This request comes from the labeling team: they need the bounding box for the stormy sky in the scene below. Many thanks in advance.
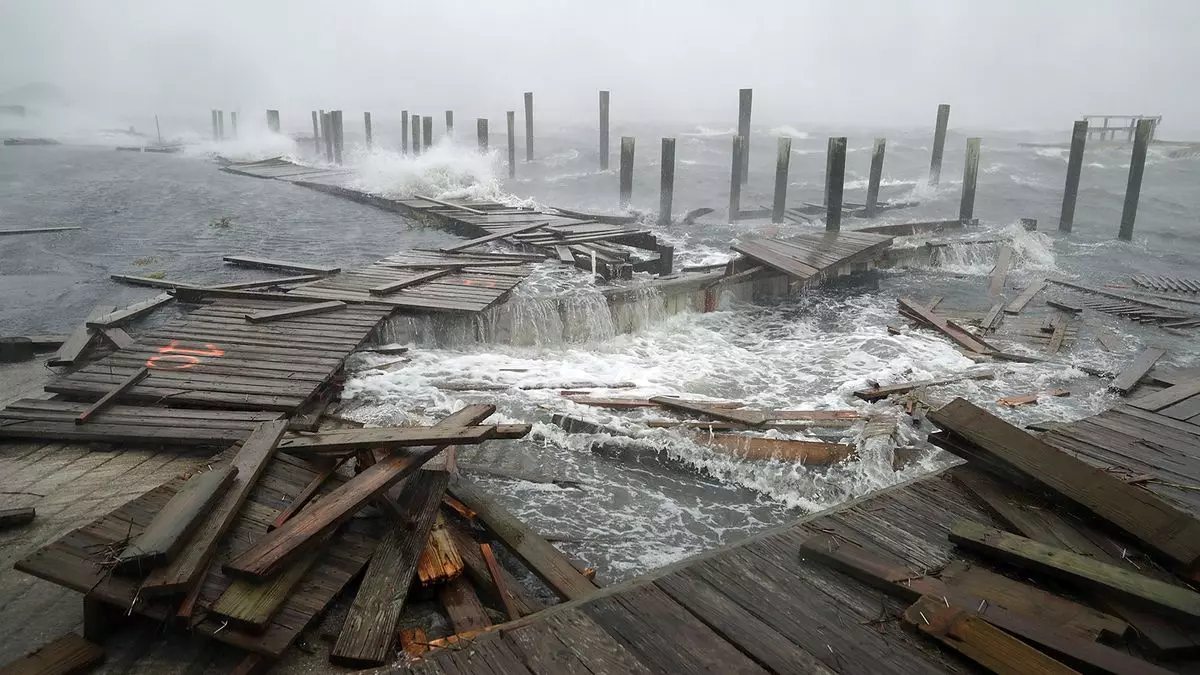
[1,0,1197,133]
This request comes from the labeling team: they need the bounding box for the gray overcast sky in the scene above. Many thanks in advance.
[1,0,1198,132]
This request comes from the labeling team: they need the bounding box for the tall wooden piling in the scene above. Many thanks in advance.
[322,112,333,162]
[826,137,847,232]
[506,111,516,178]
[364,112,373,149]
[659,138,676,226]
[217,110,225,140]
[155,115,162,146]
[959,137,981,222]
[422,116,433,149]
[477,119,488,152]
[210,110,218,141]
[332,110,344,165]
[865,138,886,217]
[229,111,238,139]
[445,110,453,137]
[728,136,744,222]
[619,137,635,208]
[266,109,280,133]
[523,92,534,161]
[401,111,409,154]
[1118,118,1153,241]
[771,137,791,223]
[737,88,752,184]
[929,103,950,185]
[411,115,421,155]
[599,90,610,170]
[311,111,320,154]
[1059,120,1088,233]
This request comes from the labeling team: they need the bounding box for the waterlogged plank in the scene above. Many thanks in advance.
[222,255,339,275]
[441,222,549,252]
[690,432,854,464]
[1006,278,1047,314]
[368,269,451,296]
[447,521,540,617]
[209,544,325,631]
[854,370,994,401]
[86,293,173,328]
[243,300,345,323]
[48,305,115,367]
[650,396,766,426]
[1109,348,1166,396]
[276,425,505,455]
[899,297,992,353]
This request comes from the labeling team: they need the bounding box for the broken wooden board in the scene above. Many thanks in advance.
[689,432,854,464]
[854,370,994,402]
[1006,278,1047,314]
[0,632,104,675]
[86,293,173,329]
[447,521,540,618]
[997,389,1069,407]
[567,397,745,410]
[74,367,149,425]
[416,512,464,586]
[442,222,549,252]
[222,255,339,275]
[987,245,1013,297]
[243,300,346,324]
[115,466,237,575]
[276,424,508,455]
[981,303,1005,332]
[899,297,992,354]
[209,543,325,632]
[439,576,493,634]
[47,305,115,367]
[1109,348,1166,396]
[649,396,766,426]
[268,457,348,531]
[368,268,451,296]
[479,543,521,621]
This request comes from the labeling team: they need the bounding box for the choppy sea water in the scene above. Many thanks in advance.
[3,114,1199,581]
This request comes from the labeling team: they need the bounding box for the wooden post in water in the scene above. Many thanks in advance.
[477,118,488,152]
[929,103,950,185]
[217,110,225,140]
[523,92,534,161]
[728,136,744,222]
[155,115,163,146]
[1118,118,1153,241]
[599,90,610,170]
[506,111,516,178]
[737,88,752,184]
[411,114,421,155]
[422,116,433,150]
[210,110,218,140]
[230,111,238,140]
[322,112,333,162]
[401,111,409,154]
[826,137,847,232]
[445,110,453,137]
[619,136,635,208]
[363,112,372,149]
[332,110,344,164]
[865,138,886,217]
[266,109,281,133]
[1059,120,1088,233]
[771,137,791,223]
[659,138,676,226]
[311,111,320,154]
[959,137,981,222]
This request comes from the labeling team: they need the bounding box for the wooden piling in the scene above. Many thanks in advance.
[445,110,453,137]
[523,92,534,161]
[929,103,950,185]
[210,110,218,140]
[728,135,744,222]
[217,110,225,140]
[266,109,281,133]
[322,112,333,162]
[411,115,421,155]
[826,137,847,232]
[771,137,791,223]
[332,110,344,165]
[422,116,433,150]
[364,112,372,149]
[1118,118,1153,241]
[959,137,981,222]
[737,88,752,184]
[659,138,676,226]
[506,111,516,178]
[230,111,238,140]
[401,111,409,154]
[311,111,320,154]
[1059,120,1088,233]
[865,138,886,217]
[619,137,635,208]
[155,115,162,146]
[599,90,610,170]
[477,119,488,153]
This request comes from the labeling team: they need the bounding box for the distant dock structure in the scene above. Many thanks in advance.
[1081,113,1160,142]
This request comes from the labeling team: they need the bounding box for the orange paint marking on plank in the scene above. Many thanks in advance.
[145,340,226,370]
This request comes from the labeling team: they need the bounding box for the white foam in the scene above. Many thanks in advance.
[769,125,809,139]
[681,126,738,137]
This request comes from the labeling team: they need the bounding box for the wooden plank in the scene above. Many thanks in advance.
[0,632,104,675]
[554,245,574,263]
[225,407,495,582]
[276,425,505,455]
[0,226,83,236]
[211,274,327,290]
[268,456,348,530]
[48,305,114,367]
[368,269,451,296]
[448,477,598,601]
[981,303,1005,331]
[1128,378,1200,412]
[690,432,854,464]
[416,512,463,586]
[899,297,992,353]
[99,327,135,350]
[222,255,339,275]
[1046,319,1068,354]
[412,194,489,215]
[85,293,173,328]
[243,300,346,323]
[731,238,821,279]
[447,521,540,617]
[650,396,766,426]
[209,543,325,631]
[988,245,1013,297]
[1047,299,1083,314]
[138,420,289,597]
[109,273,195,290]
[1109,348,1166,395]
[1005,278,1046,314]
[74,367,149,424]
[929,398,1200,573]
[854,370,994,401]
[997,389,1069,407]
[442,222,549,253]
[115,466,237,575]
[479,543,520,621]
[0,506,35,531]
[950,520,1200,622]
[439,576,493,633]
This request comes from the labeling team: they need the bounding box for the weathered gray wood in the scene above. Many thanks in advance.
[447,520,540,617]
[363,111,372,148]
[988,245,1012,297]
[959,137,981,221]
[442,222,547,253]
[854,370,994,401]
[728,135,744,221]
[332,110,344,164]
[0,226,82,236]
[368,269,452,296]
[826,137,847,232]
[506,110,516,178]
[311,110,321,154]
[411,112,421,155]
[659,138,675,226]
[619,137,635,208]
[771,137,791,224]
[74,367,149,424]
[599,90,610,171]
[99,327,135,350]
[649,396,766,426]
[929,103,951,185]
[243,300,346,324]
[401,111,409,154]
[0,632,104,675]
[1060,120,1088,232]
[865,138,887,218]
[1005,278,1046,314]
[1119,118,1153,241]
[276,425,506,455]
[116,466,237,575]
[222,256,339,275]
[737,88,752,183]
[476,118,488,152]
[86,294,172,329]
[1109,348,1166,396]
[439,575,492,634]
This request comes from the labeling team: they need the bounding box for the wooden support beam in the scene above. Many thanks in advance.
[276,425,506,456]
[447,521,540,617]
[441,222,547,253]
[928,103,951,185]
[599,90,610,170]
[268,456,348,531]
[865,138,887,218]
[85,293,174,329]
[1118,119,1153,241]
[619,137,635,208]
[690,433,854,464]
[0,632,104,675]
[244,300,345,324]
[479,543,520,621]
[222,255,339,275]
[138,419,288,597]
[899,298,992,353]
[413,194,488,215]
[649,396,766,426]
[1060,121,1088,233]
[439,576,493,634]
[115,466,237,575]
[73,367,149,425]
[48,305,115,367]
[1109,348,1165,396]
[854,370,994,401]
[366,268,452,297]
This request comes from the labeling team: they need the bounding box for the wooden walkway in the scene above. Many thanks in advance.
[732,231,894,283]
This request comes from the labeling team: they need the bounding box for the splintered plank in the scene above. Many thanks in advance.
[210,543,325,632]
[997,389,1069,407]
[448,477,598,601]
[690,433,854,464]
[0,632,104,675]
[442,222,549,252]
[447,521,540,617]
[115,466,237,575]
[243,300,346,323]
[987,245,1013,297]
[439,576,493,634]
[649,396,766,426]
[899,297,991,354]
[950,520,1200,623]
[74,367,149,424]
[368,269,451,296]
[981,303,1005,331]
[86,293,173,329]
[479,543,520,621]
[48,305,115,367]
[1109,348,1166,396]
[222,255,339,275]
[1005,278,1046,314]
[928,398,1200,574]
[0,507,36,531]
[99,327,135,349]
[226,407,495,583]
[276,425,506,456]
[854,370,994,401]
[416,512,463,586]
[139,420,289,597]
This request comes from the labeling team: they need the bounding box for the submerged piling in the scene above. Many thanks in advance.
[659,138,676,226]
[1059,120,1088,233]
[477,118,488,153]
[411,114,421,155]
[865,138,886,217]
[619,137,635,208]
[332,110,344,165]
[729,135,744,221]
[364,112,372,149]
[506,111,516,178]
[929,103,950,185]
[772,137,791,223]
[445,110,453,138]
[401,111,409,154]
[1118,119,1153,241]
[959,137,981,222]
[524,92,534,161]
[311,111,320,154]
[599,90,610,171]
[230,112,238,140]
[826,137,847,232]
[737,88,752,184]
[422,116,433,150]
